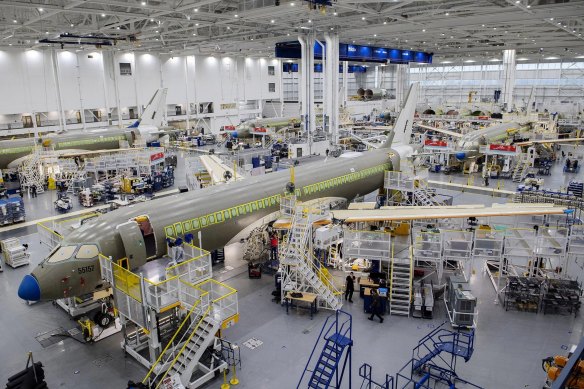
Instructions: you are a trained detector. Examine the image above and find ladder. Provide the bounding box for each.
[389,259,412,316]
[512,155,530,183]
[280,202,343,311]
[298,310,353,389]
[413,188,441,207]
[326,243,341,269]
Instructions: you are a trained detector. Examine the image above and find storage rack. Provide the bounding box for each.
[541,279,582,316]
[1,237,30,268]
[504,276,543,313]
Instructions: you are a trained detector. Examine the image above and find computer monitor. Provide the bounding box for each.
[378,287,388,297]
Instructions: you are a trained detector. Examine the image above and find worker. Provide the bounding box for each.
[368,289,384,323]
[270,233,278,261]
[30,184,37,198]
[344,272,355,303]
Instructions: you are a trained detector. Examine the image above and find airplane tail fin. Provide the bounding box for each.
[129,88,168,128]
[380,82,419,148]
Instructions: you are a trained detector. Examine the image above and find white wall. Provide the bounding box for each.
[0,47,283,134]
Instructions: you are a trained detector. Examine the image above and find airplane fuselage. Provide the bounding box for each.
[21,148,399,301]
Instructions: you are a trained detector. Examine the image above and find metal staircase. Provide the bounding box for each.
[280,199,343,311]
[396,322,482,389]
[298,310,353,389]
[389,259,412,316]
[413,186,443,207]
[167,309,222,384]
[512,155,530,183]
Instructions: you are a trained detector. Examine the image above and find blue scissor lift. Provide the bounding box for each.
[396,322,482,388]
[298,310,353,389]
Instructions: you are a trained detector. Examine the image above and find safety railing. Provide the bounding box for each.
[167,244,212,285]
[37,222,63,249]
[197,278,239,323]
[142,294,208,385]
[151,304,214,389]
[280,195,296,216]
[359,363,394,389]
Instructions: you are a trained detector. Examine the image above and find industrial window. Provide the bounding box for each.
[200,217,208,227]
[191,219,200,229]
[251,202,258,211]
[268,83,276,93]
[47,245,76,263]
[238,205,245,215]
[230,208,238,218]
[208,214,216,224]
[119,62,132,75]
[174,223,183,235]
[263,198,269,207]
[223,210,230,220]
[183,220,192,232]
[295,189,301,197]
[245,204,251,213]
[275,195,281,203]
[165,226,176,237]
[257,200,264,209]
[216,212,223,222]
[268,65,275,75]
[319,183,325,191]
[303,187,309,195]
[270,197,276,206]
[75,245,99,259]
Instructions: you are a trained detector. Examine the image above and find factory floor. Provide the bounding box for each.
[0,149,583,388]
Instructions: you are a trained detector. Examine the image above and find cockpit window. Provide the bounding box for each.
[47,246,77,263]
[76,244,99,259]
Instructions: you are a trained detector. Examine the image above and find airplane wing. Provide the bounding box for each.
[199,155,241,185]
[515,138,584,147]
[349,134,387,149]
[416,124,464,139]
[352,125,393,131]
[330,203,565,223]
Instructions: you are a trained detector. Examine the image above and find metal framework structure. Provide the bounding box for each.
[0,1,583,60]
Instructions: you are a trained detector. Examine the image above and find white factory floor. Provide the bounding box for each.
[1,149,584,388]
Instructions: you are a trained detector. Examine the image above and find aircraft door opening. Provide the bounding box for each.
[116,221,148,269]
[135,215,156,259]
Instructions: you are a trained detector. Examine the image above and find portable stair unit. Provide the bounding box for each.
[396,322,483,388]
[298,310,353,389]
[389,259,412,316]
[280,202,343,311]
[358,363,394,389]
[512,156,530,183]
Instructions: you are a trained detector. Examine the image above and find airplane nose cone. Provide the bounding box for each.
[455,152,466,161]
[231,131,238,138]
[18,274,41,301]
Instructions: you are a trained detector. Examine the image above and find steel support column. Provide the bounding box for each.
[299,34,316,148]
[502,49,516,111]
[325,33,339,143]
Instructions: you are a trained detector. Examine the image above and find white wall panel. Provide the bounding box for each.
[135,53,162,110]
[78,52,107,109]
[22,49,58,113]
[0,49,28,114]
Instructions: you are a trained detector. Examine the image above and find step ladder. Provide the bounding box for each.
[326,243,341,269]
[298,310,353,389]
[280,200,343,311]
[396,322,481,389]
[389,259,412,316]
[512,156,530,183]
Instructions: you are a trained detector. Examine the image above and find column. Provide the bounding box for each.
[395,63,410,108]
[298,34,316,139]
[342,60,348,107]
[324,33,339,142]
[502,49,516,111]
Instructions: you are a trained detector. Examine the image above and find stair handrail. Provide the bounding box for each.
[297,310,352,388]
[154,304,215,389]
[144,282,210,386]
[142,288,206,384]
[359,363,394,389]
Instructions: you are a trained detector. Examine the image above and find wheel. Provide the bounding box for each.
[98,313,113,327]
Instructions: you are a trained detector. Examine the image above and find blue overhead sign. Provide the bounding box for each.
[275,41,432,64]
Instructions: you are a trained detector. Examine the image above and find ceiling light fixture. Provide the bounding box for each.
[234,14,238,17]
[38,8,43,11]
[422,29,425,32]
[445,12,449,16]
[362,16,366,20]
[101,13,106,17]
[308,19,312,23]
[70,23,74,27]
[194,8,198,12]
[13,20,17,23]
[271,19,275,23]
[141,1,146,5]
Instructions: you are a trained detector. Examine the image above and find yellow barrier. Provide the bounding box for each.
[112,261,142,303]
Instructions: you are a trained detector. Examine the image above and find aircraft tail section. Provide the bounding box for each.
[380,82,419,148]
[129,88,168,128]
